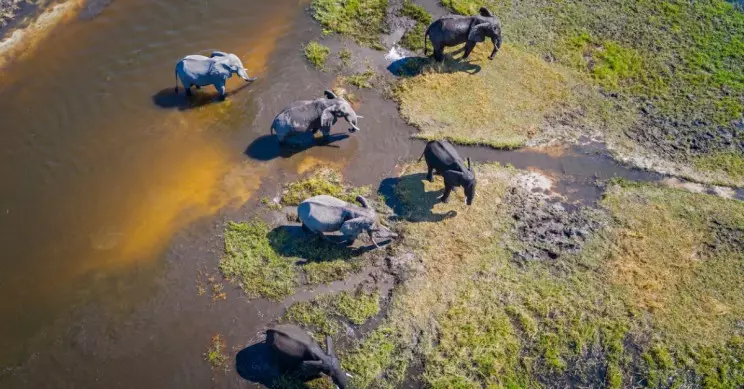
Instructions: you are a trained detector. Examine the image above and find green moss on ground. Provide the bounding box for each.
[398,1,432,52]
[285,291,381,340]
[311,0,388,49]
[304,41,331,70]
[340,163,744,388]
[431,0,744,182]
[280,168,370,206]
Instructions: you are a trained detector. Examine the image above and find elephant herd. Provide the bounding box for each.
[172,7,500,389]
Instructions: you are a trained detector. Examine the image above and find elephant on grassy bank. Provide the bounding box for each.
[420,140,476,205]
[174,51,256,99]
[298,195,396,248]
[424,7,502,62]
[271,90,362,145]
[266,324,350,389]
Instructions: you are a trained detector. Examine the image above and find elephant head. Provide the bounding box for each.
[321,90,362,133]
[443,158,476,205]
[210,51,255,81]
[467,7,502,60]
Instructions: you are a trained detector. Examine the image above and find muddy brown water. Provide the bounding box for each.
[0,0,740,387]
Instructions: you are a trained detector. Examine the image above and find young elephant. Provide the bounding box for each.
[271,90,362,145]
[420,140,476,205]
[174,51,256,99]
[298,195,394,248]
[266,324,351,389]
[424,7,502,62]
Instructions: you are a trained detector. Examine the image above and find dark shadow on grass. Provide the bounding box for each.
[378,173,457,222]
[236,342,317,389]
[387,55,481,77]
[245,133,349,161]
[268,225,381,263]
[151,81,253,111]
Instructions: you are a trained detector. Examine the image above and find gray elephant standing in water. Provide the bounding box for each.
[174,51,256,99]
[298,195,396,248]
[271,90,361,145]
[424,7,502,62]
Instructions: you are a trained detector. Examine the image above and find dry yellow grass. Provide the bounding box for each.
[395,44,572,148]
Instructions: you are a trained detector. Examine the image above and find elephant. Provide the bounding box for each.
[271,90,362,146]
[174,51,256,99]
[266,324,351,389]
[424,7,502,62]
[419,140,476,205]
[298,195,396,248]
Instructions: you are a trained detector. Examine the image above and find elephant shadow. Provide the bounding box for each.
[267,225,380,263]
[151,82,253,111]
[236,342,319,389]
[378,173,457,223]
[387,52,481,78]
[244,133,350,162]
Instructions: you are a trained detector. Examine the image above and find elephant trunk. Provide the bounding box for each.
[237,67,256,82]
[345,111,360,133]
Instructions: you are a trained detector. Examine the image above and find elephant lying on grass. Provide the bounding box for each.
[271,90,362,145]
[174,51,256,99]
[266,324,350,389]
[425,7,502,62]
[298,195,396,248]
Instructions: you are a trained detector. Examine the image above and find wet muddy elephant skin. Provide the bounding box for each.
[424,7,502,62]
[298,195,392,247]
[270,90,361,145]
[420,140,477,205]
[265,324,349,389]
[174,51,256,99]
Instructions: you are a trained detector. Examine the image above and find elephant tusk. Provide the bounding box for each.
[356,115,364,119]
[346,373,354,378]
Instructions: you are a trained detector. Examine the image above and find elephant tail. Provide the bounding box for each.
[423,25,430,56]
[418,148,426,162]
[356,195,370,209]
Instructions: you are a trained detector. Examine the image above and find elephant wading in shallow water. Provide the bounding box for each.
[298,195,396,248]
[271,90,362,146]
[174,51,256,99]
[424,7,502,62]
[266,324,351,389]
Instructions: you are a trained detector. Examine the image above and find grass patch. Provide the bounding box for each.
[342,68,376,89]
[285,290,381,340]
[398,1,432,52]
[311,0,388,49]
[338,47,352,67]
[694,152,744,180]
[394,44,572,148]
[304,41,331,70]
[340,163,744,388]
[220,220,297,300]
[280,168,370,206]
[204,334,229,373]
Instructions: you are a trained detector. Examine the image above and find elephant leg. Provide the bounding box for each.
[441,183,453,203]
[195,85,201,89]
[434,46,445,62]
[463,41,477,59]
[214,81,227,100]
[426,166,434,182]
[185,86,193,97]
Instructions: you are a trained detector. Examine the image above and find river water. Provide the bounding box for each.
[0,0,738,387]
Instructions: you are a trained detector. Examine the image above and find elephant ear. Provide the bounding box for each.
[468,23,491,43]
[320,107,335,128]
[210,51,228,58]
[442,170,465,186]
[323,90,338,99]
[479,7,494,17]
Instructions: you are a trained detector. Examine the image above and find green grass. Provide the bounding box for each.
[394,44,573,149]
[342,68,376,89]
[220,220,297,300]
[311,0,388,49]
[433,0,744,182]
[285,291,381,340]
[338,48,352,67]
[398,1,432,52]
[304,41,331,70]
[204,334,229,373]
[280,168,370,206]
[695,152,744,180]
[339,163,744,388]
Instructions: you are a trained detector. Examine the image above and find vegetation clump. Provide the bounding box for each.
[340,163,744,388]
[285,290,381,340]
[204,334,229,373]
[311,0,388,49]
[398,1,432,52]
[280,168,370,206]
[303,41,331,70]
[342,68,376,89]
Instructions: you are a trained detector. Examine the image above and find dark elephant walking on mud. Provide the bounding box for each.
[271,90,362,146]
[424,7,502,62]
[266,324,351,389]
[420,140,477,205]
